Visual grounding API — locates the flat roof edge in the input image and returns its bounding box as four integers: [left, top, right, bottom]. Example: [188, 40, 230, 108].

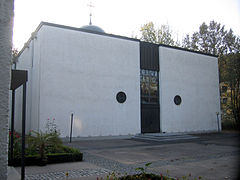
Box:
[40, 22, 140, 42]
[159, 44, 218, 58]
[17, 21, 218, 59]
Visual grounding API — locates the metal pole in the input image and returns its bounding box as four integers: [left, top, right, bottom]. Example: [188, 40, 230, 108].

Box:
[216, 112, 220, 133]
[21, 83, 26, 180]
[10, 90, 15, 164]
[70, 113, 73, 143]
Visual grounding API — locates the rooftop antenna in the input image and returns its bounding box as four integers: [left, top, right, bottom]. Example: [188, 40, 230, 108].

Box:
[87, 2, 94, 25]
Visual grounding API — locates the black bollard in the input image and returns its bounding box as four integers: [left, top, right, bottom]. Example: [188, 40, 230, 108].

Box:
[70, 113, 74, 143]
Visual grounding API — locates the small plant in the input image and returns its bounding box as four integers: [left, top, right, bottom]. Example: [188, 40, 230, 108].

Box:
[135, 162, 152, 175]
[106, 172, 121, 180]
[65, 172, 69, 180]
[46, 117, 59, 134]
[8, 130, 21, 159]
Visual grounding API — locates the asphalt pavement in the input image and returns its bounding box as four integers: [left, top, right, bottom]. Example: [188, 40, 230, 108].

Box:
[8, 131, 240, 180]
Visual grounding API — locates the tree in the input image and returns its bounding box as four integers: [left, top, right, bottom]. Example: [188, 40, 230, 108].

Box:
[157, 24, 175, 46]
[140, 22, 157, 43]
[140, 22, 176, 46]
[182, 20, 240, 56]
[220, 53, 240, 127]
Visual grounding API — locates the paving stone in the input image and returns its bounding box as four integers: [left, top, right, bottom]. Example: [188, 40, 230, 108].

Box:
[25, 168, 111, 180]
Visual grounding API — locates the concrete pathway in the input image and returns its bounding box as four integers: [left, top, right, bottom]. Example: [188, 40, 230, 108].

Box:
[7, 132, 240, 180]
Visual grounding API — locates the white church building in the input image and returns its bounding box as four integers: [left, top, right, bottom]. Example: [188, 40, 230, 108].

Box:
[13, 22, 221, 137]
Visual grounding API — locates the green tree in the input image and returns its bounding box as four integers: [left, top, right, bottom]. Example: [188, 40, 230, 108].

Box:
[140, 22, 157, 43]
[140, 22, 176, 46]
[220, 53, 240, 127]
[182, 20, 240, 56]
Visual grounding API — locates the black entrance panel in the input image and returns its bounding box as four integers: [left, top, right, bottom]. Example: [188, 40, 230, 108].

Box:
[141, 104, 160, 133]
[140, 41, 159, 71]
[140, 42, 160, 134]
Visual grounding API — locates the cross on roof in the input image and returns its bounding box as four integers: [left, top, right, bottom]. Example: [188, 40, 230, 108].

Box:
[87, 2, 95, 25]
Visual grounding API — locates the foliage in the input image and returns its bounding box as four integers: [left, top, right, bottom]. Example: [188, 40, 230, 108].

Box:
[222, 119, 239, 130]
[219, 53, 240, 128]
[101, 165, 205, 180]
[140, 22, 177, 46]
[9, 118, 83, 166]
[8, 131, 21, 159]
[11, 149, 83, 166]
[135, 162, 152, 174]
[26, 130, 62, 160]
[182, 20, 240, 56]
[9, 128, 82, 166]
[102, 173, 204, 180]
[118, 173, 174, 180]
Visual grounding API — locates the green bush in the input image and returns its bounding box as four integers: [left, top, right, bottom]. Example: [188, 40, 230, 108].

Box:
[103, 164, 204, 180]
[222, 120, 239, 130]
[9, 129, 83, 166]
[26, 130, 63, 160]
[10, 151, 83, 166]
[118, 173, 174, 180]
[8, 131, 22, 159]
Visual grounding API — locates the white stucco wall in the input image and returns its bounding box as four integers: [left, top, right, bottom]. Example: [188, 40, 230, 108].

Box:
[14, 32, 42, 133]
[159, 46, 221, 133]
[38, 25, 140, 137]
[14, 45, 32, 133]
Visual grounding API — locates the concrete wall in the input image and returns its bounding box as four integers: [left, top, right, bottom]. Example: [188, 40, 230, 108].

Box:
[0, 0, 14, 179]
[37, 26, 140, 137]
[159, 46, 221, 133]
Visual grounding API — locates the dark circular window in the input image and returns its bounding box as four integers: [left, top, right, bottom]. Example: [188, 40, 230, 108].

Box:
[174, 95, 182, 105]
[116, 92, 126, 103]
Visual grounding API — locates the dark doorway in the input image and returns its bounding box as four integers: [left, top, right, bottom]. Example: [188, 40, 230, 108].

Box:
[141, 104, 160, 133]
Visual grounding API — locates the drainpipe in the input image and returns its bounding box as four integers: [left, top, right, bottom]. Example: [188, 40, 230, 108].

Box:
[216, 112, 220, 132]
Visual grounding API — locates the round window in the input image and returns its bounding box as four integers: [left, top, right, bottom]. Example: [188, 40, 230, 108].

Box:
[116, 92, 126, 103]
[174, 95, 182, 105]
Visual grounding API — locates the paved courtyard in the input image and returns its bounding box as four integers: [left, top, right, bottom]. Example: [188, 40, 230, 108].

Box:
[9, 132, 240, 180]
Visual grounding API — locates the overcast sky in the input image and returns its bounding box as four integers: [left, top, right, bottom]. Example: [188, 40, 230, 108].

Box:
[13, 0, 240, 50]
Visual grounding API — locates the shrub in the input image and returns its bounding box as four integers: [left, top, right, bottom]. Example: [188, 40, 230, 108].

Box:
[8, 131, 22, 159]
[10, 152, 83, 166]
[9, 126, 83, 166]
[26, 130, 62, 160]
[222, 120, 239, 130]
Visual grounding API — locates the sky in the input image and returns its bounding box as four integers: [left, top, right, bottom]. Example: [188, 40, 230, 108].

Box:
[13, 0, 240, 50]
